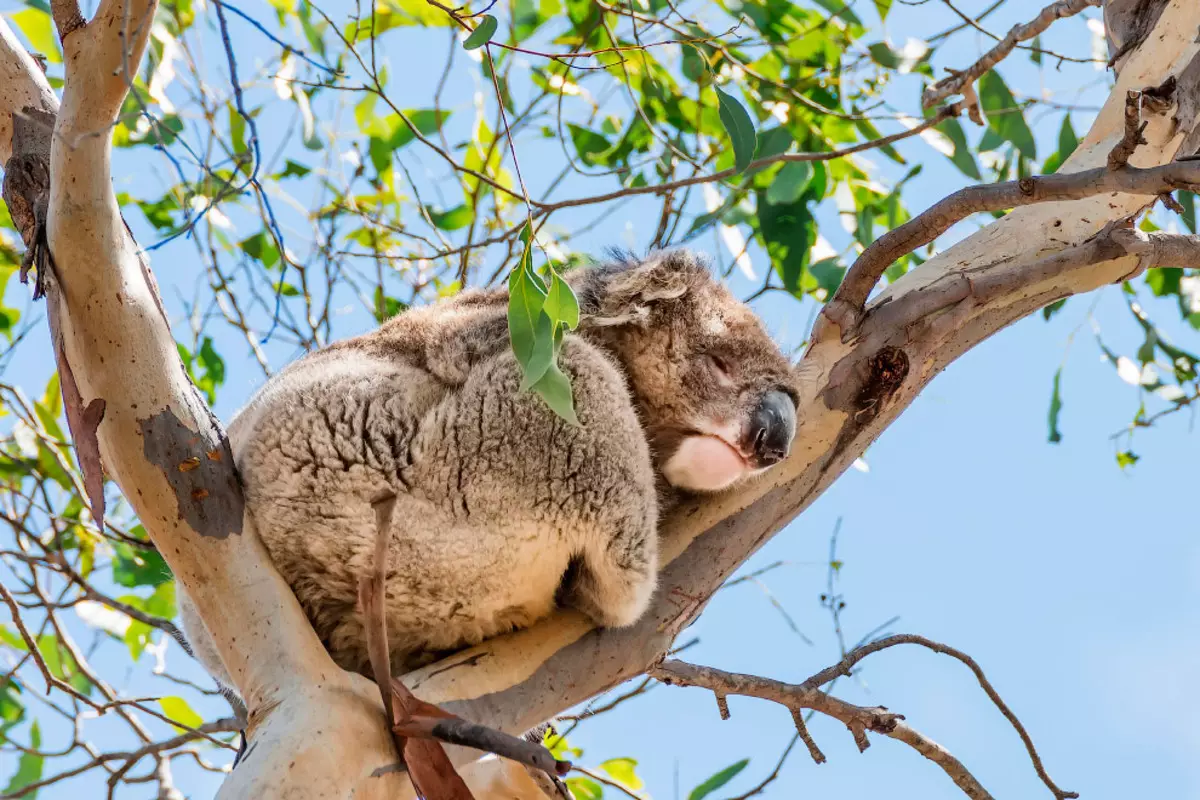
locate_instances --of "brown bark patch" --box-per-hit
[853,346,909,424]
[138,403,244,539]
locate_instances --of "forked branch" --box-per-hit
[820,160,1200,338]
[650,634,1078,800]
[922,0,1103,110]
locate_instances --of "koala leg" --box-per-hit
[563,509,657,629]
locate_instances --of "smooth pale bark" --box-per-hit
[0,1,1195,798]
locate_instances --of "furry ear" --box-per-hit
[577,251,706,328]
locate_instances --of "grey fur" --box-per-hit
[179,251,797,698]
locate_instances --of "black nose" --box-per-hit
[749,390,796,466]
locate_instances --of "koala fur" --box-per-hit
[178,250,798,696]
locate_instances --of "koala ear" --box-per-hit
[580,251,702,328]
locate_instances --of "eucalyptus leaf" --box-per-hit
[464,14,498,49]
[715,86,757,173]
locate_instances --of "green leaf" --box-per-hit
[600,758,643,790]
[426,205,473,231]
[934,118,981,180]
[766,162,811,206]
[867,42,899,69]
[757,190,813,294]
[1057,114,1079,159]
[276,159,312,180]
[1042,298,1068,320]
[11,7,60,64]
[715,86,757,173]
[873,0,892,20]
[113,544,172,587]
[520,311,558,391]
[124,620,153,661]
[688,759,749,800]
[508,245,548,369]
[978,71,1036,159]
[1117,450,1139,469]
[373,287,407,322]
[1179,191,1196,233]
[567,124,614,167]
[543,271,580,329]
[1047,368,1063,444]
[529,360,578,425]
[159,696,205,731]
[4,720,42,795]
[463,14,498,49]
[566,777,603,800]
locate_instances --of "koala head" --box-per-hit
[575,251,798,493]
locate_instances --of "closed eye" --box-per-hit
[704,353,735,386]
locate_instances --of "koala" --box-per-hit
[178,250,798,699]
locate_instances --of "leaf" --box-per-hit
[1042,298,1067,320]
[158,696,205,731]
[766,162,811,205]
[757,190,813,294]
[1179,191,1197,233]
[529,360,578,426]
[276,159,312,180]
[543,271,580,329]
[519,311,558,391]
[688,759,749,800]
[600,758,643,790]
[508,246,548,369]
[715,86,757,173]
[1117,450,1139,469]
[4,720,42,795]
[113,544,172,587]
[11,7,60,64]
[873,0,892,20]
[1047,368,1063,444]
[566,777,603,800]
[934,118,981,180]
[978,71,1037,159]
[567,124,614,167]
[426,205,473,231]
[463,14,498,49]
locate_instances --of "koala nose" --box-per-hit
[749,390,796,466]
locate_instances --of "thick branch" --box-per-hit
[922,0,1102,109]
[822,160,1200,337]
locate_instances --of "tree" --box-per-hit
[0,0,1196,797]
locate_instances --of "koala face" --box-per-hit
[577,252,798,493]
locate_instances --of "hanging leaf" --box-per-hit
[715,86,757,173]
[527,360,578,426]
[463,14,498,49]
[978,71,1037,159]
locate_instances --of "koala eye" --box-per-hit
[703,353,736,386]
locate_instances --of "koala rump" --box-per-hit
[178,250,798,699]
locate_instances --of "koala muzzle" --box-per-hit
[748,390,796,466]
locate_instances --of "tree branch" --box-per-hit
[821,158,1200,339]
[648,657,997,800]
[923,0,1102,110]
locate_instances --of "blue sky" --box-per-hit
[3,1,1198,798]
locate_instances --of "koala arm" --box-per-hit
[404,335,660,631]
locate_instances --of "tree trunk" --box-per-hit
[0,1,1196,797]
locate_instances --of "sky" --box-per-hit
[2,1,1199,799]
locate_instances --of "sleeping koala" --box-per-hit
[179,250,797,694]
